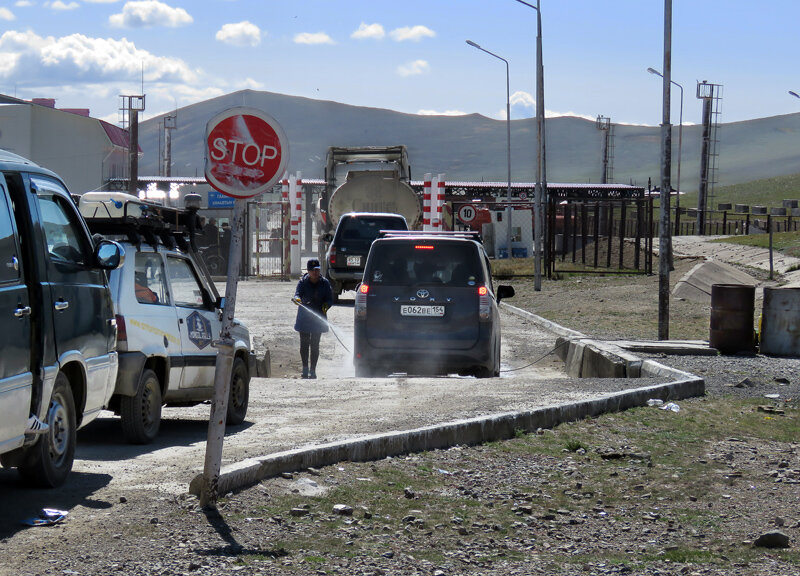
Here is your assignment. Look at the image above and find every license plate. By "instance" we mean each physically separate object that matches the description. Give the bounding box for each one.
[347,255,361,267]
[400,305,445,317]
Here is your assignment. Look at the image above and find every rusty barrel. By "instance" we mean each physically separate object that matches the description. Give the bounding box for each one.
[759,287,800,356]
[709,284,755,354]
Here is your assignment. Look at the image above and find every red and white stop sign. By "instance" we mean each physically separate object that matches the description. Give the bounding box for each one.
[205,107,289,199]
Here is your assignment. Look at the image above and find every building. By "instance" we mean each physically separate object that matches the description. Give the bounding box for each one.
[0,94,131,194]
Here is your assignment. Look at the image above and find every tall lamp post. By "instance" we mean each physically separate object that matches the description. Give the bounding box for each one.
[467,40,514,258]
[514,0,545,289]
[790,90,800,100]
[648,67,683,235]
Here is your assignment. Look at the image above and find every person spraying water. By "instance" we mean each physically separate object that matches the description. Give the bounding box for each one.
[292,259,333,379]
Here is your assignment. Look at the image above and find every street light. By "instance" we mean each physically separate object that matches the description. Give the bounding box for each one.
[648,67,683,235]
[790,90,800,99]
[513,0,545,290]
[466,39,513,259]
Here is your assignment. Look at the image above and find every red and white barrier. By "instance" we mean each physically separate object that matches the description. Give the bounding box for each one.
[422,173,432,231]
[289,172,302,275]
[433,173,445,230]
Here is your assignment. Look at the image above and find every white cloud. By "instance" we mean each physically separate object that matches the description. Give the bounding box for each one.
[109,1,192,28]
[83,0,123,3]
[235,77,264,90]
[397,59,429,77]
[0,7,15,20]
[351,22,384,40]
[216,21,261,47]
[50,1,79,10]
[417,109,467,116]
[0,30,198,84]
[511,90,535,109]
[390,25,435,42]
[14,1,32,7]
[293,32,334,45]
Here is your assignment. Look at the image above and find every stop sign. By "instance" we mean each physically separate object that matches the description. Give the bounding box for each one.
[204,107,289,199]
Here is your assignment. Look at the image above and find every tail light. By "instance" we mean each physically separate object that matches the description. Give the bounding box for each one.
[328,245,337,266]
[478,286,490,320]
[355,283,368,318]
[115,314,128,351]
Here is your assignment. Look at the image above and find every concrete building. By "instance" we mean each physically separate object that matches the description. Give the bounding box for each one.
[0,94,130,194]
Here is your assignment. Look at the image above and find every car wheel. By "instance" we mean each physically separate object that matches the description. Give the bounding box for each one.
[474,366,494,379]
[19,371,76,488]
[226,356,250,425]
[121,368,162,444]
[331,281,340,304]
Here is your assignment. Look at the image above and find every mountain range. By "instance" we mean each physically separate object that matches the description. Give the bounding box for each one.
[137,89,800,190]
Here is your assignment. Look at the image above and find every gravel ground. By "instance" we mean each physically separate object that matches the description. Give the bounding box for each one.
[1,246,799,576]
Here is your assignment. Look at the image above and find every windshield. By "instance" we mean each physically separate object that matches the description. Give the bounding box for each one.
[365,241,483,287]
[336,216,406,247]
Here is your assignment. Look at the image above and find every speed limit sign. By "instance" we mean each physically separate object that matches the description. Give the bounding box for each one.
[458,204,477,224]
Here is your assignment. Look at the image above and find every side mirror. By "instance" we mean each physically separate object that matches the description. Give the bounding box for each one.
[496,285,515,303]
[95,240,124,270]
[322,233,333,243]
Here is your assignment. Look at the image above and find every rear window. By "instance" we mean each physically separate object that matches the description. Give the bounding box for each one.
[366,241,483,287]
[336,216,407,245]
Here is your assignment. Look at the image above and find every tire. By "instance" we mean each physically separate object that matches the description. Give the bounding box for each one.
[19,372,77,488]
[120,368,162,444]
[205,253,226,276]
[226,357,250,425]
[331,279,340,304]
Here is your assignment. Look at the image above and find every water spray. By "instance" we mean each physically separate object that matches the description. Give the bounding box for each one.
[292,298,352,353]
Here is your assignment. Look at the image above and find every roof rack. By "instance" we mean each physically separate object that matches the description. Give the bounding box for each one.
[79,191,200,251]
[377,229,483,242]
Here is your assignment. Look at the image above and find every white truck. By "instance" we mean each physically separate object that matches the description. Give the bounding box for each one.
[318,146,421,299]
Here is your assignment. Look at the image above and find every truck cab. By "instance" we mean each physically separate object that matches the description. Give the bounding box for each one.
[0,150,123,487]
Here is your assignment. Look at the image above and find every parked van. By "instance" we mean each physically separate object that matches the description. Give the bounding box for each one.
[0,150,123,487]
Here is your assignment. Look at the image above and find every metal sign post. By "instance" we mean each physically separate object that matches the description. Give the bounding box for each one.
[199,107,288,508]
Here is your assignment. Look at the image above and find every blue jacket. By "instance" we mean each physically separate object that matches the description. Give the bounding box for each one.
[293,274,333,333]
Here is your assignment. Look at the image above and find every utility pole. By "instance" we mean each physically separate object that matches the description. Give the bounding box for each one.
[163,113,177,177]
[121,95,146,196]
[658,0,673,340]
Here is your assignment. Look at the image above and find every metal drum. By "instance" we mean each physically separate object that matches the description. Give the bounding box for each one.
[759,287,800,356]
[709,284,755,354]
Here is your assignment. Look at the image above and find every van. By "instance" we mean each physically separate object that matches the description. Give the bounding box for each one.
[0,150,122,487]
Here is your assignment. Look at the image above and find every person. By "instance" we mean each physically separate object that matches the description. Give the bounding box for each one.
[292,258,333,379]
[135,270,158,303]
[202,218,219,247]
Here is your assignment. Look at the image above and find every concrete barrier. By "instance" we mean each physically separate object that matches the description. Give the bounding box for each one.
[189,375,704,496]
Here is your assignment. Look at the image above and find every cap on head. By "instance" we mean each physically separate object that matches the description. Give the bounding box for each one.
[307,258,321,271]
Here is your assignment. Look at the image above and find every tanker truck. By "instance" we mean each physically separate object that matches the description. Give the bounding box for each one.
[319,146,422,300]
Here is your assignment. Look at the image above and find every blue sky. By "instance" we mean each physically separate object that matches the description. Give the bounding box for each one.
[0,0,798,126]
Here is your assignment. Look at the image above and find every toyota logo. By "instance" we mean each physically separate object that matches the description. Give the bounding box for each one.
[416,289,430,299]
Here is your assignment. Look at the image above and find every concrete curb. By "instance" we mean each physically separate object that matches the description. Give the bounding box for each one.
[189,304,705,497]
[189,377,703,497]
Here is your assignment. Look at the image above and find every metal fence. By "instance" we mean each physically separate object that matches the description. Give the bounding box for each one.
[247,201,290,279]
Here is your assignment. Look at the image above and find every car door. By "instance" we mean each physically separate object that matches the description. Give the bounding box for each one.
[164,254,219,390]
[32,175,115,415]
[0,173,32,451]
[131,250,184,391]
